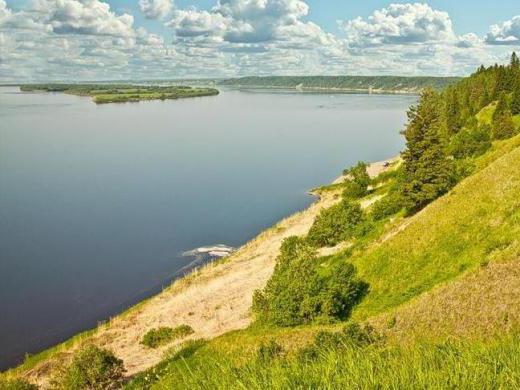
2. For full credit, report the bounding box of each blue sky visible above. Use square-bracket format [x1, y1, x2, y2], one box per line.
[1, 1, 519, 81]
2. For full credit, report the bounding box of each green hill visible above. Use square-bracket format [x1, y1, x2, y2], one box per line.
[124, 134, 520, 390]
[219, 75, 461, 92]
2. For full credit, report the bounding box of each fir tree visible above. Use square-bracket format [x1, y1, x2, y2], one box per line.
[401, 89, 455, 212]
[511, 52, 520, 69]
[445, 89, 462, 134]
[492, 92, 509, 122]
[511, 83, 520, 116]
[492, 109, 517, 140]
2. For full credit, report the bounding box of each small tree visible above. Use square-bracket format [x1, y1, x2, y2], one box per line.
[343, 161, 371, 199]
[307, 200, 363, 247]
[511, 84, 520, 115]
[401, 89, 455, 212]
[52, 346, 125, 390]
[492, 109, 517, 140]
[492, 92, 509, 121]
[252, 237, 368, 326]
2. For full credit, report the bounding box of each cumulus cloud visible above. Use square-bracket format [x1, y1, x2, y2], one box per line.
[341, 3, 456, 47]
[457, 33, 482, 48]
[35, 0, 135, 37]
[0, 0, 519, 82]
[0, 0, 11, 22]
[167, 9, 228, 38]
[485, 15, 520, 45]
[166, 0, 330, 46]
[139, 0, 173, 20]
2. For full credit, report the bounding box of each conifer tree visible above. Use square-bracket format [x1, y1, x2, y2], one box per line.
[401, 89, 454, 212]
[493, 92, 509, 121]
[492, 109, 517, 140]
[511, 82, 520, 116]
[445, 89, 462, 134]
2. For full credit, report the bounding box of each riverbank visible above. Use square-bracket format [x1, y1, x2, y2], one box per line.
[8, 157, 396, 387]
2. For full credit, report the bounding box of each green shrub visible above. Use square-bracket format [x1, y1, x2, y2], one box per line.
[256, 340, 284, 362]
[51, 345, 125, 390]
[371, 193, 404, 220]
[141, 325, 194, 349]
[307, 200, 363, 247]
[447, 124, 491, 159]
[252, 237, 368, 326]
[0, 378, 38, 390]
[342, 162, 371, 199]
[298, 322, 379, 362]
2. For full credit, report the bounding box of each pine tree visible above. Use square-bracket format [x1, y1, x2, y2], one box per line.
[492, 109, 517, 140]
[512, 80, 520, 116]
[511, 52, 520, 69]
[401, 89, 454, 212]
[493, 66, 508, 98]
[445, 89, 462, 134]
[493, 92, 509, 121]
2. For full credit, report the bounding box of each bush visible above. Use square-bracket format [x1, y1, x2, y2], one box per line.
[256, 340, 284, 362]
[141, 325, 195, 349]
[447, 124, 492, 159]
[371, 192, 404, 220]
[307, 200, 363, 247]
[51, 345, 125, 390]
[0, 378, 38, 390]
[252, 237, 368, 326]
[343, 162, 371, 199]
[298, 322, 379, 362]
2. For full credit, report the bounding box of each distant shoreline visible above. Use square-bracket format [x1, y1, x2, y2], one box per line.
[225, 85, 420, 95]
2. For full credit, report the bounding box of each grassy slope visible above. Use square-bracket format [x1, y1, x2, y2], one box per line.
[140, 336, 520, 389]
[126, 134, 520, 389]
[348, 138, 520, 320]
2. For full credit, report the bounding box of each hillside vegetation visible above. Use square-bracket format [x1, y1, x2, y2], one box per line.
[122, 54, 520, 389]
[220, 75, 461, 92]
[20, 84, 219, 104]
[3, 55, 520, 389]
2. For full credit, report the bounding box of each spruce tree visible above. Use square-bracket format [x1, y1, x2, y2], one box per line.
[401, 89, 454, 212]
[493, 92, 509, 121]
[492, 109, 517, 140]
[511, 83, 520, 116]
[445, 89, 462, 134]
[511, 52, 520, 69]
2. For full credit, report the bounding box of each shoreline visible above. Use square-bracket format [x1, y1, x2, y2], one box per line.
[225, 85, 420, 95]
[9, 156, 398, 386]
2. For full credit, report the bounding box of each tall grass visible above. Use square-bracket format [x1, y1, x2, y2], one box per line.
[141, 336, 520, 389]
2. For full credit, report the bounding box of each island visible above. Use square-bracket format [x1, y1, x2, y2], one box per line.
[19, 84, 220, 104]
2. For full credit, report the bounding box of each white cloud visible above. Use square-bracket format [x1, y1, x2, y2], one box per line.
[486, 15, 520, 45]
[0, 1, 519, 82]
[457, 33, 482, 48]
[341, 3, 456, 47]
[166, 0, 329, 46]
[139, 0, 173, 20]
[167, 9, 228, 38]
[0, 0, 11, 22]
[35, 0, 135, 37]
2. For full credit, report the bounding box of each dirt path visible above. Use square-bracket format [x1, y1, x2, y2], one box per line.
[25, 158, 395, 387]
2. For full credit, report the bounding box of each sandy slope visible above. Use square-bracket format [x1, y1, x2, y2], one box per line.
[25, 158, 394, 386]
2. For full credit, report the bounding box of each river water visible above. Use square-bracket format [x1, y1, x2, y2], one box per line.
[0, 87, 415, 369]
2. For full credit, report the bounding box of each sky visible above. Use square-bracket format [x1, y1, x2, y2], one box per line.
[0, 0, 519, 81]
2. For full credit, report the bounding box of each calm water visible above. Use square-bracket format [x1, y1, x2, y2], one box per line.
[0, 87, 415, 369]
